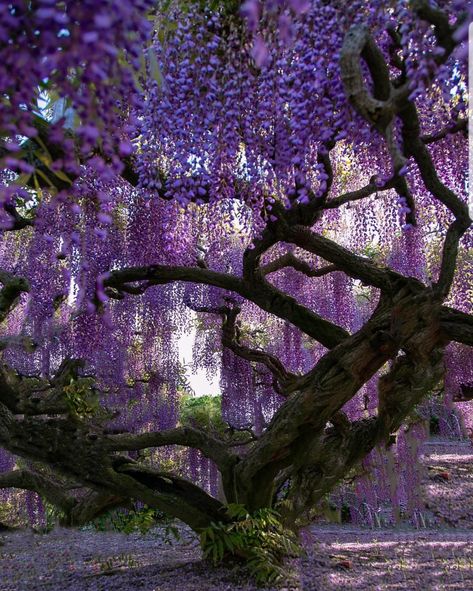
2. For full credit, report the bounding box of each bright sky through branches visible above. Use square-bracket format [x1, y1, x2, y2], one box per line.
[178, 328, 220, 396]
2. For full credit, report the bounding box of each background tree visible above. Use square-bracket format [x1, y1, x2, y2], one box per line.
[0, 0, 471, 556]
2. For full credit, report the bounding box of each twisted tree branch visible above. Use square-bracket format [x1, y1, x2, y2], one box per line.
[106, 426, 236, 473]
[261, 253, 337, 278]
[105, 263, 349, 348]
[189, 303, 298, 395]
[0, 468, 77, 515]
[0, 270, 29, 322]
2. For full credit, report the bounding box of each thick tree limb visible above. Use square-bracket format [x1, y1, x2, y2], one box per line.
[0, 397, 228, 532]
[285, 316, 444, 522]
[66, 490, 130, 526]
[439, 307, 473, 347]
[114, 463, 229, 528]
[0, 468, 77, 515]
[236, 276, 351, 347]
[340, 25, 408, 142]
[0, 270, 29, 323]
[261, 253, 337, 278]
[0, 465, 125, 527]
[235, 288, 445, 510]
[280, 324, 443, 524]
[106, 426, 236, 473]
[283, 225, 415, 291]
[105, 263, 349, 349]
[105, 264, 244, 294]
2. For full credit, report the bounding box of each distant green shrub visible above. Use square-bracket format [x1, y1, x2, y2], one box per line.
[179, 395, 226, 434]
[179, 395, 252, 445]
[32, 500, 65, 534]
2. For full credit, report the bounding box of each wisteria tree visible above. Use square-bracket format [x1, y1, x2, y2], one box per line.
[0, 0, 472, 555]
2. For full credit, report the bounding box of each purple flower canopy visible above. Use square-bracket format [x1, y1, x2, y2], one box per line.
[0, 0, 471, 528]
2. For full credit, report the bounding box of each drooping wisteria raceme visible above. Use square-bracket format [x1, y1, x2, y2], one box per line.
[0, 0, 152, 215]
[0, 0, 471, 547]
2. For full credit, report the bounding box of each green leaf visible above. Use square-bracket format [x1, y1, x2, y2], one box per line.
[148, 49, 163, 87]
[13, 172, 32, 187]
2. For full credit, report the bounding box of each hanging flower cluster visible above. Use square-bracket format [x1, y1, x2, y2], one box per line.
[0, 0, 153, 209]
[0, 0, 470, 527]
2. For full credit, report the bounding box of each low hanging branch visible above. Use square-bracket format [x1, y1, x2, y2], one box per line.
[261, 252, 337, 279]
[0, 468, 77, 516]
[105, 263, 350, 349]
[106, 426, 237, 473]
[0, 467, 124, 526]
[0, 393, 231, 532]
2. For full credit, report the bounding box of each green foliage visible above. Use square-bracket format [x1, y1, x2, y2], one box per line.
[0, 500, 19, 528]
[179, 395, 254, 445]
[176, 362, 196, 397]
[91, 505, 167, 535]
[152, 0, 241, 50]
[97, 553, 139, 572]
[63, 379, 99, 419]
[158, 0, 240, 16]
[179, 394, 226, 434]
[360, 242, 393, 269]
[200, 504, 302, 586]
[237, 322, 271, 349]
[362, 243, 382, 260]
[32, 500, 65, 534]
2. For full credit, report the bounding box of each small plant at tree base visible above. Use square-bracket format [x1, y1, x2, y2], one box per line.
[200, 504, 302, 586]
[91, 504, 167, 535]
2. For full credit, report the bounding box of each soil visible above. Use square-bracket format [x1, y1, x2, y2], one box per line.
[1, 438, 472, 591]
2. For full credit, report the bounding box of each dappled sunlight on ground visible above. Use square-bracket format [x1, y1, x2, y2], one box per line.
[420, 440, 473, 528]
[1, 440, 472, 590]
[304, 527, 473, 590]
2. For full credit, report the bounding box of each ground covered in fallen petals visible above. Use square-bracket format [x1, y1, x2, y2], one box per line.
[2, 524, 473, 591]
[422, 440, 473, 529]
[1, 439, 472, 591]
